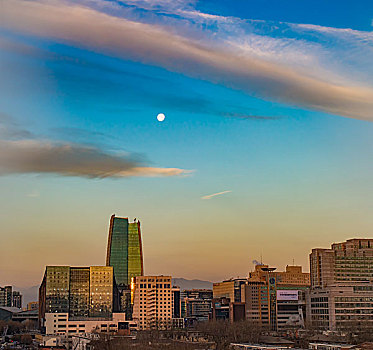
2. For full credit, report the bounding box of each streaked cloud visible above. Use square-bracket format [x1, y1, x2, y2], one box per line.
[201, 190, 232, 200]
[0, 1, 373, 120]
[0, 139, 190, 178]
[0, 114, 190, 179]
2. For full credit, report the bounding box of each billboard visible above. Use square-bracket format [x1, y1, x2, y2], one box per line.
[276, 290, 298, 301]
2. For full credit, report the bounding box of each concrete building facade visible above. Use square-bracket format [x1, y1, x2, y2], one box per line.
[242, 265, 309, 331]
[132, 276, 173, 330]
[308, 239, 373, 331]
[44, 312, 128, 335]
[0, 286, 13, 307]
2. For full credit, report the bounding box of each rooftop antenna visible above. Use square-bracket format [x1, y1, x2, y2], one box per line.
[260, 253, 263, 265]
[293, 258, 295, 265]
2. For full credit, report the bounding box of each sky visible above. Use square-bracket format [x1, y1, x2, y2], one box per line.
[0, 0, 372, 288]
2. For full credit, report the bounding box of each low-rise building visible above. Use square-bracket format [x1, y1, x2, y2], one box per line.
[45, 312, 129, 335]
[0, 306, 22, 321]
[27, 301, 39, 311]
[308, 344, 355, 350]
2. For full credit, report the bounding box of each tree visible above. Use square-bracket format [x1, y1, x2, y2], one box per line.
[20, 334, 33, 345]
[197, 320, 262, 350]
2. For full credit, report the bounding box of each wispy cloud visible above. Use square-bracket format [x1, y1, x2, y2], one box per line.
[201, 190, 232, 200]
[1, 1, 373, 120]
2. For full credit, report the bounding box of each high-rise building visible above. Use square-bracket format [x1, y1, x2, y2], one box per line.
[12, 291, 22, 309]
[308, 239, 373, 331]
[241, 265, 309, 331]
[180, 289, 213, 324]
[213, 279, 247, 302]
[39, 266, 120, 328]
[310, 239, 373, 288]
[132, 276, 173, 330]
[212, 279, 248, 323]
[106, 215, 144, 288]
[172, 287, 181, 319]
[0, 286, 13, 307]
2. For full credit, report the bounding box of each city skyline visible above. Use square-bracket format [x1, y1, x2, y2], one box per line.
[0, 227, 370, 288]
[0, 0, 372, 289]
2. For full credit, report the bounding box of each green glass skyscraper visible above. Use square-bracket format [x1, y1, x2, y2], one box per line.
[106, 215, 144, 288]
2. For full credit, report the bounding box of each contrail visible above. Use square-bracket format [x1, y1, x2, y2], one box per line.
[201, 190, 232, 200]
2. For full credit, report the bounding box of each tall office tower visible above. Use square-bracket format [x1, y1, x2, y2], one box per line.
[0, 286, 13, 307]
[106, 215, 144, 287]
[132, 276, 173, 330]
[39, 266, 119, 327]
[308, 239, 373, 331]
[12, 291, 22, 309]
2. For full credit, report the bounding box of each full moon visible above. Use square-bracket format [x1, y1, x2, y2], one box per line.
[157, 113, 165, 122]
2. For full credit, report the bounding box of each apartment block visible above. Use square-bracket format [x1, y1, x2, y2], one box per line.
[132, 276, 173, 330]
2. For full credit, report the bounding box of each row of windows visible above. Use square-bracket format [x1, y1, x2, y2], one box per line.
[311, 309, 329, 314]
[311, 303, 329, 308]
[335, 315, 373, 320]
[335, 256, 373, 260]
[354, 286, 373, 291]
[139, 284, 171, 289]
[311, 315, 329, 320]
[138, 278, 171, 282]
[335, 309, 373, 314]
[335, 297, 373, 302]
[311, 297, 328, 302]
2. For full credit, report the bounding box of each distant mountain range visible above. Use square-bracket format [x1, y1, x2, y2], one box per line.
[172, 278, 213, 290]
[16, 285, 39, 306]
[16, 278, 213, 306]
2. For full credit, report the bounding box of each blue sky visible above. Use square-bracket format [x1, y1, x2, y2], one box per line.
[0, 0, 372, 286]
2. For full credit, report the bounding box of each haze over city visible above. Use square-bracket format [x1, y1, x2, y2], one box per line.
[0, 0, 372, 290]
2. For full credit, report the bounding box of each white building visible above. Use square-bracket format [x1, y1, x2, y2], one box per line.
[132, 276, 173, 330]
[45, 312, 129, 335]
